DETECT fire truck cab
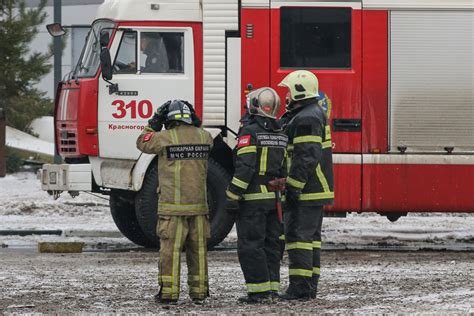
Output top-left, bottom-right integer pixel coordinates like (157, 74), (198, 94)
(42, 0), (474, 247)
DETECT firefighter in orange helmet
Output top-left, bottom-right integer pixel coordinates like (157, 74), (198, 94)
(136, 100), (213, 304)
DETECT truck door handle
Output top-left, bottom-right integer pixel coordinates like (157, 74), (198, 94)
(332, 119), (361, 132)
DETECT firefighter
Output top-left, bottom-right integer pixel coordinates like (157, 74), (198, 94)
(141, 33), (169, 73)
(226, 87), (288, 304)
(278, 70), (334, 300)
(136, 99), (213, 304)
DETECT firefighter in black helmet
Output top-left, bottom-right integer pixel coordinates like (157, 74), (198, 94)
(226, 87), (288, 304)
(278, 70), (334, 300)
(136, 100), (213, 304)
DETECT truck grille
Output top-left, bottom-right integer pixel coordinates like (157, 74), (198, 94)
(57, 122), (78, 155)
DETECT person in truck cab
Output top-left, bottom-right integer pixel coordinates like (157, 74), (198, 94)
(136, 100), (213, 304)
(140, 32), (170, 73)
(123, 32), (171, 73)
(226, 88), (288, 304)
(278, 70), (334, 300)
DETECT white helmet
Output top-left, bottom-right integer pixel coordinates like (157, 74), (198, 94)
(278, 70), (319, 103)
(246, 87), (281, 119)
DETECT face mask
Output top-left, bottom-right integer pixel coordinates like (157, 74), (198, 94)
(245, 95), (251, 113)
(286, 98), (296, 112)
(285, 92), (293, 111)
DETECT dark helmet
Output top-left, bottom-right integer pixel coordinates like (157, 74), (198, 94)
(165, 99), (194, 125)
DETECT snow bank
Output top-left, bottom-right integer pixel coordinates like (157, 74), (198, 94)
(5, 126), (54, 156)
(1, 172), (473, 248)
(0, 172), (115, 232)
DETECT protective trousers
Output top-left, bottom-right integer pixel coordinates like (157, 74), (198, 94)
(284, 205), (323, 295)
(157, 215), (210, 300)
(236, 204), (282, 295)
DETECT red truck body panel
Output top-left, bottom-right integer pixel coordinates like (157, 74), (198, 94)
(53, 5), (473, 213)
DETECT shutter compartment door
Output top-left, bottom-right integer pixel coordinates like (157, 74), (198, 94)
(390, 11), (474, 153)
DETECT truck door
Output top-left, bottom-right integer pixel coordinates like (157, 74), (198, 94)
(98, 26), (196, 160)
(270, 2), (362, 212)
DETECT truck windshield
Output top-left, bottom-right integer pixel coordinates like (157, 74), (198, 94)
(74, 20), (115, 78)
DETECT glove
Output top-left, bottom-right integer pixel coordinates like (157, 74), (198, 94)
(191, 113), (202, 127)
(226, 188), (242, 202)
(148, 101), (171, 131)
(225, 189), (241, 216)
(268, 178), (286, 192)
(285, 186), (300, 209)
(148, 112), (165, 132)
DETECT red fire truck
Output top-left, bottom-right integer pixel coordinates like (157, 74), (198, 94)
(41, 0), (474, 247)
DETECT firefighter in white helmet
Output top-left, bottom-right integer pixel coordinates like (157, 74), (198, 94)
(136, 100), (213, 304)
(226, 88), (288, 303)
(278, 70), (334, 300)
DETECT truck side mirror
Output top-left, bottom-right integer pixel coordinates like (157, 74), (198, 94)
(100, 48), (113, 81)
(100, 31), (110, 48)
(46, 23), (66, 37)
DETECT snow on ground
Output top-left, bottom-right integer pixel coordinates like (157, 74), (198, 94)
(1, 172), (473, 249)
(0, 172), (125, 248)
(0, 251), (472, 313)
(0, 172), (115, 231)
(1, 172), (473, 313)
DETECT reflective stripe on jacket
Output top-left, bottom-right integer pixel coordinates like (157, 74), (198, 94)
(282, 99), (334, 206)
(228, 116), (287, 205)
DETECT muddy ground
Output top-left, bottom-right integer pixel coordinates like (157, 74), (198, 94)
(0, 250), (472, 314)
(1, 173), (473, 314)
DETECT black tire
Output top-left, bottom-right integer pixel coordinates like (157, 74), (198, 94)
(135, 158), (235, 249)
(207, 159), (235, 248)
(135, 163), (160, 247)
(109, 192), (154, 247)
(383, 212), (407, 222)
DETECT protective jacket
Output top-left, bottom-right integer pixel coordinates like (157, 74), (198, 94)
(282, 99), (334, 206)
(229, 114), (286, 297)
(227, 116), (288, 207)
(136, 124), (214, 215)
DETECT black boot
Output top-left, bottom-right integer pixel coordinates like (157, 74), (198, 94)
(280, 291), (312, 301)
(154, 293), (178, 305)
(191, 290), (209, 305)
(192, 298), (206, 305)
(280, 285), (312, 301)
(238, 292), (272, 304)
(270, 291), (280, 300)
(310, 275), (319, 299)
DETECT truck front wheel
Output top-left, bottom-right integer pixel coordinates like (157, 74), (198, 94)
(135, 158), (234, 249)
(109, 191), (154, 247)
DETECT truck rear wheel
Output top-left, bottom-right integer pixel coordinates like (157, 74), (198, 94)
(135, 158), (234, 249)
(109, 192), (154, 247)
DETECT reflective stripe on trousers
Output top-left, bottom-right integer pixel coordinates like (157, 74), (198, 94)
(246, 281), (280, 293)
(158, 215), (209, 300)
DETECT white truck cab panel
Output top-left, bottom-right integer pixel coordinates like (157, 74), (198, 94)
(98, 27), (195, 160)
(96, 0), (202, 22)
